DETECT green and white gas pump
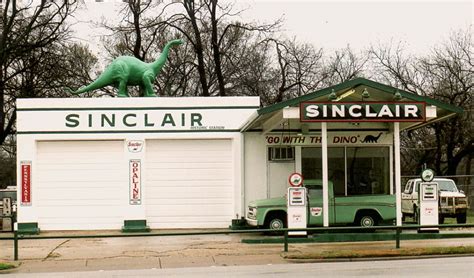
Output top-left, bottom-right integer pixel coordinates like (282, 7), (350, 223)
(418, 168), (439, 233)
(287, 173), (307, 236)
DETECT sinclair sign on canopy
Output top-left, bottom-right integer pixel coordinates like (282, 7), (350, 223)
(300, 102), (426, 122)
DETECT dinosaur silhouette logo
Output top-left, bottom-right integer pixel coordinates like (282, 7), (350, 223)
(361, 132), (383, 143)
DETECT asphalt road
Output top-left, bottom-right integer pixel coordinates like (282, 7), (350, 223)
(3, 257), (474, 277)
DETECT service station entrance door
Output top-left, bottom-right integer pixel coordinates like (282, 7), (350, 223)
(418, 182), (439, 233)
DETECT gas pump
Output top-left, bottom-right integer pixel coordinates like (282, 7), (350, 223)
(418, 168), (439, 233)
(418, 182), (439, 233)
(1, 197), (12, 231)
(287, 173), (307, 236)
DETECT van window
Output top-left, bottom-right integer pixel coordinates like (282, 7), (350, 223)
(404, 181), (413, 194)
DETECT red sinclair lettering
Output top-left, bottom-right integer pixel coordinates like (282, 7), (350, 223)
(21, 164), (31, 204)
(128, 142), (142, 147)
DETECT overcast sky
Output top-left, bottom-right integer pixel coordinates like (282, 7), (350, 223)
(74, 0), (472, 57)
(236, 0), (473, 54)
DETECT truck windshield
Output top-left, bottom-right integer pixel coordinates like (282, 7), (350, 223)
(415, 180), (457, 192)
(437, 180), (458, 192)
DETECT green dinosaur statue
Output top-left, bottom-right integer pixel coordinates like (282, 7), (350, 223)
(67, 39), (183, 97)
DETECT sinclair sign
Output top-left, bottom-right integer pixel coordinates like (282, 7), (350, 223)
(300, 102), (426, 122)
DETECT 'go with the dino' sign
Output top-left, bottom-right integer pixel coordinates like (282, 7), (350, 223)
(67, 39), (183, 97)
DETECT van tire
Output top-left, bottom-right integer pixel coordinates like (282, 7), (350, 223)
(456, 213), (467, 224)
(413, 206), (418, 223)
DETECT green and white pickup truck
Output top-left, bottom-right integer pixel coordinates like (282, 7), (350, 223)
(246, 180), (396, 230)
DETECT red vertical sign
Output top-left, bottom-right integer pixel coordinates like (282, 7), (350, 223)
(21, 161), (32, 206)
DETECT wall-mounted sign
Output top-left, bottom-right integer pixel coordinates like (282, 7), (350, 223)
(21, 161), (32, 206)
(129, 160), (141, 205)
(265, 132), (391, 146)
(127, 140), (144, 153)
(16, 99), (259, 134)
(300, 102), (426, 122)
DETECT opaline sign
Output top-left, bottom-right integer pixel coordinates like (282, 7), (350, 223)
(300, 102), (425, 122)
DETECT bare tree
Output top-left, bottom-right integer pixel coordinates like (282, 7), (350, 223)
(324, 45), (369, 85)
(265, 38), (325, 103)
(370, 29), (473, 176)
(0, 0), (79, 145)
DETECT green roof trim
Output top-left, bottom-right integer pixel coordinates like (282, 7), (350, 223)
(257, 78), (463, 115)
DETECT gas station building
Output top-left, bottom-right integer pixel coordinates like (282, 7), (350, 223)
(16, 78), (462, 232)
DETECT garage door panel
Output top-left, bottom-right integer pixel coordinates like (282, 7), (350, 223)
(146, 162), (232, 170)
(146, 190), (232, 199)
(147, 198), (233, 205)
(37, 207), (123, 218)
(147, 154), (232, 163)
(147, 140), (229, 151)
(35, 200), (124, 206)
(146, 139), (234, 228)
(37, 188), (124, 200)
(37, 154), (122, 163)
(147, 170), (231, 181)
(146, 204), (232, 216)
(37, 181), (121, 189)
(37, 163), (121, 171)
(38, 171), (124, 182)
(144, 180), (232, 187)
(36, 141), (126, 230)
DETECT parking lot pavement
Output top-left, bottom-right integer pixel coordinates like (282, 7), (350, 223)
(1, 231), (474, 273)
(0, 233), (287, 273)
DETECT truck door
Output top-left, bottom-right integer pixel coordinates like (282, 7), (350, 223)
(307, 183), (335, 226)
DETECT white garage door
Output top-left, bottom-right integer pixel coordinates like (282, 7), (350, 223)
(36, 141), (126, 230)
(146, 139), (234, 228)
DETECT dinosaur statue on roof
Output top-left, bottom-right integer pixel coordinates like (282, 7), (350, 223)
(66, 39), (183, 97)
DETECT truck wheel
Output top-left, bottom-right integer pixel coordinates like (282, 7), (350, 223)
(358, 215), (377, 228)
(268, 217), (285, 230)
(456, 213), (467, 224)
(264, 212), (287, 234)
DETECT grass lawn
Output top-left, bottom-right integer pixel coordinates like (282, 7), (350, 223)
(0, 262), (15, 271)
(284, 246), (474, 260)
(443, 211), (474, 224)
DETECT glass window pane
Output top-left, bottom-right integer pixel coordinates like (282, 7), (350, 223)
(302, 147), (322, 180)
(302, 147), (345, 196)
(347, 147), (390, 195)
(328, 148), (345, 196)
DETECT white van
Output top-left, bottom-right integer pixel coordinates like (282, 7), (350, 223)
(402, 178), (468, 223)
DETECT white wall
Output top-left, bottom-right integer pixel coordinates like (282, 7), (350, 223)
(16, 97), (259, 230)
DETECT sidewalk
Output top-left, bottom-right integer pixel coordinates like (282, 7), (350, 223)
(1, 231), (474, 273)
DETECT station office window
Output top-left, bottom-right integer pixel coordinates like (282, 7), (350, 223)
(268, 146), (295, 161)
(302, 147), (390, 196)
